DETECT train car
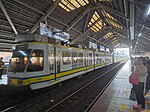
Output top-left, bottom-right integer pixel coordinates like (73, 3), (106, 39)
(7, 34), (115, 90)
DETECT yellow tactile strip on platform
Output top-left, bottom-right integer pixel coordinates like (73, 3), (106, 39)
(119, 104), (150, 112)
(106, 89), (150, 112)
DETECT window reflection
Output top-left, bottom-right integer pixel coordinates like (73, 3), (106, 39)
(88, 53), (92, 66)
(49, 50), (54, 72)
(79, 53), (83, 67)
(63, 51), (71, 65)
(8, 50), (31, 72)
(27, 50), (44, 72)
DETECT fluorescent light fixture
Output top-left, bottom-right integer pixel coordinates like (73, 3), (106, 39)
(138, 33), (141, 37)
(19, 50), (26, 56)
(147, 5), (150, 15)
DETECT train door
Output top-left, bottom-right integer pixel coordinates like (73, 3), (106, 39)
(56, 47), (61, 73)
(84, 52), (87, 69)
(48, 47), (54, 74)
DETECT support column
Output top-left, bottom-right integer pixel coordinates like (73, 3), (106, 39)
(129, 0), (135, 68)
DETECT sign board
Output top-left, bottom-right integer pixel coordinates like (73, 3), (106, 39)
(89, 42), (97, 49)
(40, 23), (69, 42)
(40, 23), (52, 37)
(99, 45), (105, 51)
(106, 47), (109, 52)
(53, 28), (69, 42)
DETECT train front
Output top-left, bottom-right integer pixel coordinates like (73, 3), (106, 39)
(7, 43), (45, 87)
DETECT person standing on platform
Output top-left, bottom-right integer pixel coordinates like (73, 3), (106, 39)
(0, 57), (4, 79)
(133, 57), (148, 111)
(145, 60), (150, 95)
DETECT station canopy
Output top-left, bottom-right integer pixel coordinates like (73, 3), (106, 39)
(0, 0), (150, 52)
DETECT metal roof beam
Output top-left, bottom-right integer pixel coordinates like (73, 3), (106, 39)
(0, 32), (15, 39)
(137, 23), (150, 32)
(29, 0), (61, 33)
(14, 0), (45, 15)
(84, 11), (90, 33)
(0, 43), (13, 46)
(123, 0), (129, 27)
(138, 40), (150, 48)
(70, 26), (108, 45)
(130, 0), (135, 41)
(141, 35), (150, 41)
(94, 28), (127, 41)
(0, 38), (14, 43)
(0, 0), (18, 34)
(0, 45), (12, 48)
(49, 15), (108, 47)
(64, 7), (90, 32)
(91, 2), (129, 21)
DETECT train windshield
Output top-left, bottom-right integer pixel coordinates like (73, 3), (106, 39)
(8, 50), (31, 72)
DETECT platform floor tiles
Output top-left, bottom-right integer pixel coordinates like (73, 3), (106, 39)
(89, 61), (150, 112)
(0, 74), (7, 85)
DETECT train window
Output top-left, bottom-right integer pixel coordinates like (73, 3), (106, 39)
(56, 51), (61, 72)
(49, 50), (54, 71)
(72, 52), (78, 64)
(79, 53), (83, 67)
(63, 51), (71, 65)
(8, 50), (31, 72)
(79, 53), (83, 63)
(88, 53), (92, 65)
(27, 50), (44, 72)
(56, 51), (61, 64)
(96, 54), (99, 64)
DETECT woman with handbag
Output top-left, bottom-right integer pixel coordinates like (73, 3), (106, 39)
(132, 57), (148, 111)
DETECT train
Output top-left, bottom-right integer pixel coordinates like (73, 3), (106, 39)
(7, 34), (125, 90)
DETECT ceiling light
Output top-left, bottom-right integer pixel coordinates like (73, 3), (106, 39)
(147, 5), (150, 15)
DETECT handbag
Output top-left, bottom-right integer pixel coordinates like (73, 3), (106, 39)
(129, 73), (140, 85)
(129, 88), (137, 101)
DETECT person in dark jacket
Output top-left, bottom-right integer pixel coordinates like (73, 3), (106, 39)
(145, 60), (150, 95)
(0, 57), (4, 79)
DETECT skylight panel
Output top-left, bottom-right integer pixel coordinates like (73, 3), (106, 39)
(102, 10), (117, 21)
(102, 10), (123, 29)
(53, 0), (89, 12)
(111, 39), (118, 44)
(103, 32), (113, 39)
(88, 11), (105, 32)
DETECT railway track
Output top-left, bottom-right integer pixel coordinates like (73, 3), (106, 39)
(44, 62), (125, 112)
(0, 61), (125, 112)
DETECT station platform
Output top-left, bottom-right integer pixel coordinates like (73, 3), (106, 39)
(0, 74), (7, 85)
(89, 61), (150, 112)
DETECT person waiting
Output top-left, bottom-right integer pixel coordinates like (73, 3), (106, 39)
(0, 57), (4, 79)
(132, 57), (148, 111)
(145, 60), (150, 95)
